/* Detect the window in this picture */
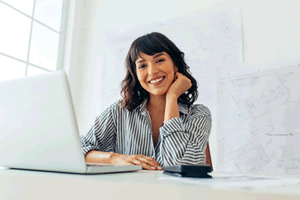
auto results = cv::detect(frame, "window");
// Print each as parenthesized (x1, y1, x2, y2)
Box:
(0, 0, 68, 81)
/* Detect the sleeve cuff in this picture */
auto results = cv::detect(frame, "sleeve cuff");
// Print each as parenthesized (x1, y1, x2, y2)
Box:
(80, 135, 99, 156)
(82, 146, 99, 156)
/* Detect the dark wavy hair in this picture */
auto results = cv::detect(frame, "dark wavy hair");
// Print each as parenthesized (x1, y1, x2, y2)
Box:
(120, 32, 198, 111)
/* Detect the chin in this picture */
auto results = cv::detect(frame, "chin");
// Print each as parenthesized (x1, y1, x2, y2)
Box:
(149, 91, 168, 97)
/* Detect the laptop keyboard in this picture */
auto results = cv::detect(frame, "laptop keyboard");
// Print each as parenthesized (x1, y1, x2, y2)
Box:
(86, 163, 116, 167)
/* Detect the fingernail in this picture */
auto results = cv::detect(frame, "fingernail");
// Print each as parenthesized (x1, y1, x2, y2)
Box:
(158, 166, 162, 170)
(151, 167, 155, 170)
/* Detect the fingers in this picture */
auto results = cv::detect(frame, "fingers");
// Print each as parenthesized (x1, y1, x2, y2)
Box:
(169, 72, 192, 97)
(178, 73, 192, 89)
(131, 159, 154, 170)
(174, 72, 190, 85)
(129, 155, 162, 171)
(115, 154, 162, 170)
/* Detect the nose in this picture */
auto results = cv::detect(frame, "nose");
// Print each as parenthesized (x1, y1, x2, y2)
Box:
(148, 63, 159, 75)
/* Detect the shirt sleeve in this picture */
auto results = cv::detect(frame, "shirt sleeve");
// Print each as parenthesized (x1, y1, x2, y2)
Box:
(80, 103, 117, 156)
(156, 104, 212, 167)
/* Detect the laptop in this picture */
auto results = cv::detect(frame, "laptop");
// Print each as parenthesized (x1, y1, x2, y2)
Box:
(0, 70, 142, 174)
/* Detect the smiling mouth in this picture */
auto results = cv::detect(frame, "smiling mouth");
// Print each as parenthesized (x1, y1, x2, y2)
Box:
(149, 77, 165, 84)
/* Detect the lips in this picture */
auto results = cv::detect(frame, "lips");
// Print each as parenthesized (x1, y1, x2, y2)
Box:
(148, 76, 165, 84)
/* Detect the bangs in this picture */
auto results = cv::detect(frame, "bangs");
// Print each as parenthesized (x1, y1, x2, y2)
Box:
(129, 33, 171, 64)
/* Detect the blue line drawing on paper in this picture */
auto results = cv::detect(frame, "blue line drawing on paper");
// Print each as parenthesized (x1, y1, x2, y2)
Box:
(217, 64, 300, 175)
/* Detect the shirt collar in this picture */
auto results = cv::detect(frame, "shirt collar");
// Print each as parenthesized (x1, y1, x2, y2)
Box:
(137, 99, 148, 115)
(136, 99, 189, 115)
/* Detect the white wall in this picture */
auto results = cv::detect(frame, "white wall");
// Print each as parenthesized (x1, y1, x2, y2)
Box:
(64, 0, 300, 170)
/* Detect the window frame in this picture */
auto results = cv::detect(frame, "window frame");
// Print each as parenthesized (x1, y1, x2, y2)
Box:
(0, 0, 69, 75)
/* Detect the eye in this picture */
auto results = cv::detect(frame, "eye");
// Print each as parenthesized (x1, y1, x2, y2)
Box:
(157, 59, 165, 63)
(138, 64, 146, 69)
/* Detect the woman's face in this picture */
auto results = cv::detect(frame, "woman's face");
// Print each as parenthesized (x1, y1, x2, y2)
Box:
(135, 51, 177, 97)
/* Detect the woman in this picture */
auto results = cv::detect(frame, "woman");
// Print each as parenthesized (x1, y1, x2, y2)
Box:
(80, 32, 212, 170)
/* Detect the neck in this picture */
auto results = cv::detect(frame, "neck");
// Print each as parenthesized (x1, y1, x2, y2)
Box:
(147, 94, 166, 113)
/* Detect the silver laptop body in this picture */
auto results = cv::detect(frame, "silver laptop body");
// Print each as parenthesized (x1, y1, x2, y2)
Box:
(0, 70, 141, 174)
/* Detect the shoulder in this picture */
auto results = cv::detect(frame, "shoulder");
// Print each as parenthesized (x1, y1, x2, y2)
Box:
(188, 104, 211, 118)
(109, 99, 123, 111)
(107, 99, 131, 115)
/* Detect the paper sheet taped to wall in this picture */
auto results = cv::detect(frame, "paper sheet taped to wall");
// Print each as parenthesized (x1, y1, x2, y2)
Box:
(217, 62, 300, 175)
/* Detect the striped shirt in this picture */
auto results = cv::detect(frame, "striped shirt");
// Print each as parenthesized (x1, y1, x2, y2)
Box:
(80, 99, 212, 167)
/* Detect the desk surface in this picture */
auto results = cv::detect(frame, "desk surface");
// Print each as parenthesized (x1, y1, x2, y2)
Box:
(1, 167, 300, 200)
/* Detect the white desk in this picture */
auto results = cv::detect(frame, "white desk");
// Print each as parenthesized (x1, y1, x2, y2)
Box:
(1, 168, 300, 200)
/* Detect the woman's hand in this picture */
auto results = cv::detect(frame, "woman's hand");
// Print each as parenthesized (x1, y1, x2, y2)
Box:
(166, 72, 192, 100)
(111, 153, 162, 171)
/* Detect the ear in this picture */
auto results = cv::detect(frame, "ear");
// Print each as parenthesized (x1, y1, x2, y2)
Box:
(174, 66, 178, 73)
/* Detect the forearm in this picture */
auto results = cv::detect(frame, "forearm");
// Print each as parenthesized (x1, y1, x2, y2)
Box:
(158, 123, 207, 167)
(158, 118, 189, 166)
(85, 150, 118, 164)
(164, 95, 180, 122)
(158, 105, 212, 167)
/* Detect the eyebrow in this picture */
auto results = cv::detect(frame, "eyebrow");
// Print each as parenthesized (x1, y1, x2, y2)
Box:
(136, 52, 166, 64)
(153, 52, 165, 59)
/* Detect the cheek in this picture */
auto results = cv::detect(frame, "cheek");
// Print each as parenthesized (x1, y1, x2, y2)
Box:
(166, 67, 175, 78)
(136, 72, 146, 84)
(169, 74, 175, 83)
(164, 62, 176, 74)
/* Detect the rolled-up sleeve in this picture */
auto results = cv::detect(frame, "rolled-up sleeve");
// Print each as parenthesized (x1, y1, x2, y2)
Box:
(157, 104, 212, 167)
(80, 104, 117, 156)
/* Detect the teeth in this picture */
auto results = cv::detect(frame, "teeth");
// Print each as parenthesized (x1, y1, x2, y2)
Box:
(150, 77, 164, 84)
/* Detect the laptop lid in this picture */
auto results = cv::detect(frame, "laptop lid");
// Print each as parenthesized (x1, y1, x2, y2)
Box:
(0, 70, 144, 174)
(0, 71, 142, 174)
(0, 70, 89, 173)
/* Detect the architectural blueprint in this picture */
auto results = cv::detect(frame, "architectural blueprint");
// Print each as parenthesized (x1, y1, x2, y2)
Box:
(217, 62, 300, 175)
